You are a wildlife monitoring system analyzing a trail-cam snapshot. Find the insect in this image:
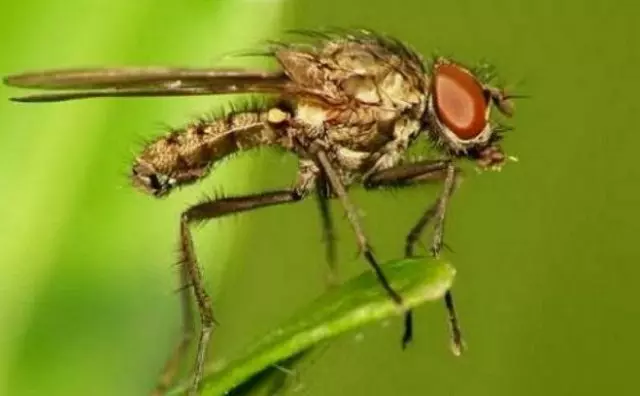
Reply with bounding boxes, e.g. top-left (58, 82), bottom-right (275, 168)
top-left (4, 28), bottom-right (518, 395)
